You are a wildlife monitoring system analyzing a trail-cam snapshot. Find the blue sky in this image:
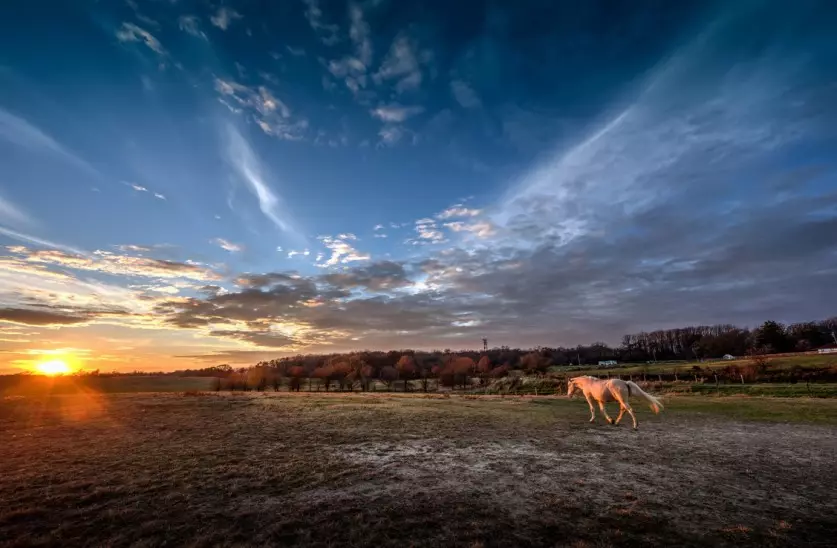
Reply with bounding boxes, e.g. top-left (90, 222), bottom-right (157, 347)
top-left (1, 0), bottom-right (836, 371)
